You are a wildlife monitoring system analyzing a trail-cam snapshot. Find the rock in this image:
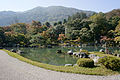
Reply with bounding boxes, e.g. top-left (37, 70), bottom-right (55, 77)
top-left (57, 50), bottom-right (62, 54)
top-left (65, 64), bottom-right (73, 66)
top-left (10, 49), bottom-right (17, 53)
top-left (73, 64), bottom-right (77, 66)
top-left (88, 54), bottom-right (97, 59)
top-left (117, 54), bottom-right (120, 57)
top-left (92, 56), bottom-right (100, 63)
top-left (47, 45), bottom-right (52, 48)
top-left (113, 53), bottom-right (117, 56)
top-left (73, 52), bottom-right (88, 58)
top-left (73, 52), bottom-right (80, 56)
top-left (67, 50), bottom-right (73, 55)
top-left (17, 50), bottom-right (24, 55)
top-left (79, 49), bottom-right (82, 52)
top-left (79, 52), bottom-right (88, 58)
top-left (99, 49), bottom-right (104, 52)
top-left (93, 56), bottom-right (106, 64)
top-left (78, 46), bottom-right (81, 48)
